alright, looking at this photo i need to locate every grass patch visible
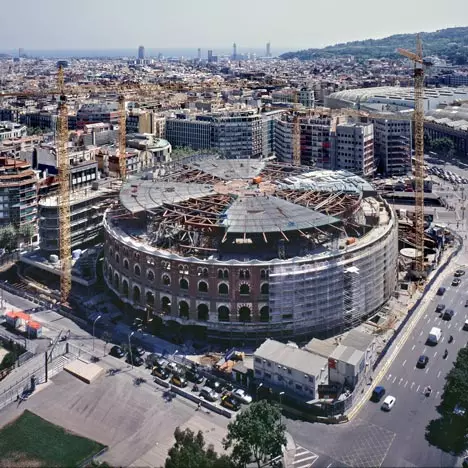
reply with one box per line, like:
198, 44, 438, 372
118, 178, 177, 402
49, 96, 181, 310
0, 410, 106, 467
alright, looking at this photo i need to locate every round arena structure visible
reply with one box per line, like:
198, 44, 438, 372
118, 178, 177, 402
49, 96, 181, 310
103, 156, 398, 343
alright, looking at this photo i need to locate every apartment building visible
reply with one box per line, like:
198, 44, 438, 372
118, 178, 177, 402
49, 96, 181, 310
76, 102, 120, 129
165, 116, 212, 150
20, 111, 58, 132
373, 118, 411, 176
0, 122, 27, 141
0, 157, 37, 228
335, 123, 374, 177
253, 339, 328, 401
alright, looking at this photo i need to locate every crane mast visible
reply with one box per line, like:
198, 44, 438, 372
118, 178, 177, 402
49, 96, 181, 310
398, 36, 426, 277
118, 95, 127, 180
57, 65, 72, 303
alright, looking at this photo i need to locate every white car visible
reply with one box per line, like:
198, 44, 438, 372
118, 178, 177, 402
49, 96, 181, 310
381, 395, 396, 411
233, 388, 253, 404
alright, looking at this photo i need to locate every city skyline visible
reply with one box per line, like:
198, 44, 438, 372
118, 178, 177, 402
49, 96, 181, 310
0, 0, 466, 51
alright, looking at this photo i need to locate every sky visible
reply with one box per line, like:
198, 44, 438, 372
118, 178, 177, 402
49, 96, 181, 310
1, 0, 467, 53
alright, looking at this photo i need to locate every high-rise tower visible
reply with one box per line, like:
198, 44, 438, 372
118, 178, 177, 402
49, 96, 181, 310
197, 48, 201, 60
266, 42, 271, 58
138, 45, 145, 60
232, 42, 237, 60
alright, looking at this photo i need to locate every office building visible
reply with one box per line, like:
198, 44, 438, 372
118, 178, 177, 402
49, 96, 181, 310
76, 102, 120, 129
0, 122, 27, 141
138, 45, 145, 60
266, 42, 271, 58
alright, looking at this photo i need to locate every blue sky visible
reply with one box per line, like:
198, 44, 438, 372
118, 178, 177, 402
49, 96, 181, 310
1, 0, 467, 51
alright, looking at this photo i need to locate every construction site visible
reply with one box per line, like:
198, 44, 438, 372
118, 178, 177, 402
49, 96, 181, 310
103, 156, 399, 342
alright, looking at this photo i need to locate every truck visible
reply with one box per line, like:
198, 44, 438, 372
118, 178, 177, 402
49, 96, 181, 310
428, 327, 442, 344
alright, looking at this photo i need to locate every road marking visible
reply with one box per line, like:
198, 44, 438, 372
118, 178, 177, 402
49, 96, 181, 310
436, 391, 440, 398
404, 380, 408, 388
441, 336, 445, 343
419, 330, 423, 337
423, 347, 427, 354
392, 376, 397, 383
399, 377, 403, 385
417, 385, 420, 392
387, 374, 391, 381
424, 313, 428, 319
434, 351, 438, 358
437, 371, 441, 378
425, 368, 429, 374
326, 464, 332, 468
411, 344, 415, 351
448, 323, 452, 329
411, 382, 415, 389
402, 359, 407, 366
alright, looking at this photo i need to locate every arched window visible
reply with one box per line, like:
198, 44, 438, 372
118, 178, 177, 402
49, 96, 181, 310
197, 304, 209, 321
198, 281, 208, 293
239, 270, 245, 280
114, 273, 119, 289
218, 269, 224, 279
180, 278, 189, 290
103, 263, 107, 275
115, 253, 120, 264
147, 270, 155, 282
260, 283, 269, 295
134, 264, 141, 277
218, 306, 230, 322
260, 306, 270, 322
179, 301, 189, 319
146, 291, 154, 307
108, 267, 113, 281
223, 269, 229, 279
161, 296, 171, 314
133, 285, 141, 303
109, 247, 113, 257
162, 274, 171, 286
260, 269, 268, 279
239, 306, 252, 323
122, 279, 129, 298
245, 270, 250, 280
202, 268, 209, 278
240, 284, 250, 295
123, 258, 129, 270
218, 283, 229, 295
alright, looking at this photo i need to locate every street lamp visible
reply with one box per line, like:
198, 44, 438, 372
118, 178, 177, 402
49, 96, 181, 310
279, 391, 285, 406
128, 331, 136, 369
256, 382, 263, 401
92, 315, 102, 351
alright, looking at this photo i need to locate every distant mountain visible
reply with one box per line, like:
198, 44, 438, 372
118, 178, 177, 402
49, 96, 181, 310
281, 27, 468, 64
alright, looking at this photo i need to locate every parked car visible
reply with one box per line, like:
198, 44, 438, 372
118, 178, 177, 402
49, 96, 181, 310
152, 365, 170, 380
443, 309, 454, 321
436, 304, 446, 313
455, 269, 466, 277
416, 355, 429, 368
221, 394, 241, 411
109, 345, 125, 358
381, 395, 396, 411
145, 353, 160, 368
126, 353, 144, 367
233, 388, 253, 404
132, 345, 145, 357
186, 369, 204, 384
200, 386, 218, 402
206, 379, 224, 394
452, 278, 461, 287
463, 320, 468, 331
371, 386, 386, 402
171, 374, 188, 388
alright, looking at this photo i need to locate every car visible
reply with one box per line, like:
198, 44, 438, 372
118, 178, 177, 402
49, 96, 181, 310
221, 394, 241, 411
126, 353, 144, 366
452, 278, 461, 287
171, 374, 188, 388
145, 353, 161, 368
455, 269, 466, 277
437, 287, 446, 296
206, 379, 224, 394
152, 365, 170, 380
381, 395, 396, 411
186, 369, 204, 384
463, 320, 468, 331
417, 355, 429, 368
233, 388, 253, 404
443, 309, 454, 321
132, 345, 145, 357
200, 386, 218, 402
109, 345, 125, 358
465, 300, 468, 308
436, 304, 446, 313
371, 386, 386, 402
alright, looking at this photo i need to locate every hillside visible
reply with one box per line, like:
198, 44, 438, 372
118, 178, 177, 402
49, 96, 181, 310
281, 27, 468, 64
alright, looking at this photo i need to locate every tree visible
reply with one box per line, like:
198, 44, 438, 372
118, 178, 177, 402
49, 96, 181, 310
0, 351, 16, 371
223, 400, 286, 468
18, 224, 35, 244
430, 138, 455, 156
164, 427, 235, 468
0, 224, 17, 251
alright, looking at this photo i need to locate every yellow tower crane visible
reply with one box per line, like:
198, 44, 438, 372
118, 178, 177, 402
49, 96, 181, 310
398, 35, 427, 277
292, 89, 301, 166
57, 65, 72, 303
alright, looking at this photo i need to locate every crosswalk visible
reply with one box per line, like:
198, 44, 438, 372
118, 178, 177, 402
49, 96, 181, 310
292, 445, 319, 468
384, 372, 441, 398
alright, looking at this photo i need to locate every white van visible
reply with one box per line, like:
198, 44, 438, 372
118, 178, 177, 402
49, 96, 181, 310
428, 327, 442, 344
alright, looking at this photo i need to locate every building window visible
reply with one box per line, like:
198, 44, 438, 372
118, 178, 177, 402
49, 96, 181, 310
179, 301, 189, 319
162, 274, 171, 286
197, 304, 209, 321
223, 269, 229, 279
133, 285, 141, 303
240, 284, 250, 295
218, 283, 229, 295
260, 269, 268, 279
114, 273, 119, 289
239, 306, 251, 322
198, 281, 208, 293
287, 369, 292, 375
218, 306, 230, 322
115, 253, 120, 264
259, 306, 270, 322
239, 269, 250, 280
180, 278, 189, 290
122, 279, 129, 298
265, 372, 271, 379
134, 264, 141, 276
217, 269, 224, 279
295, 384, 303, 391
161, 296, 171, 314
146, 291, 154, 307
254, 357, 261, 364
147, 270, 155, 282
260, 283, 269, 294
